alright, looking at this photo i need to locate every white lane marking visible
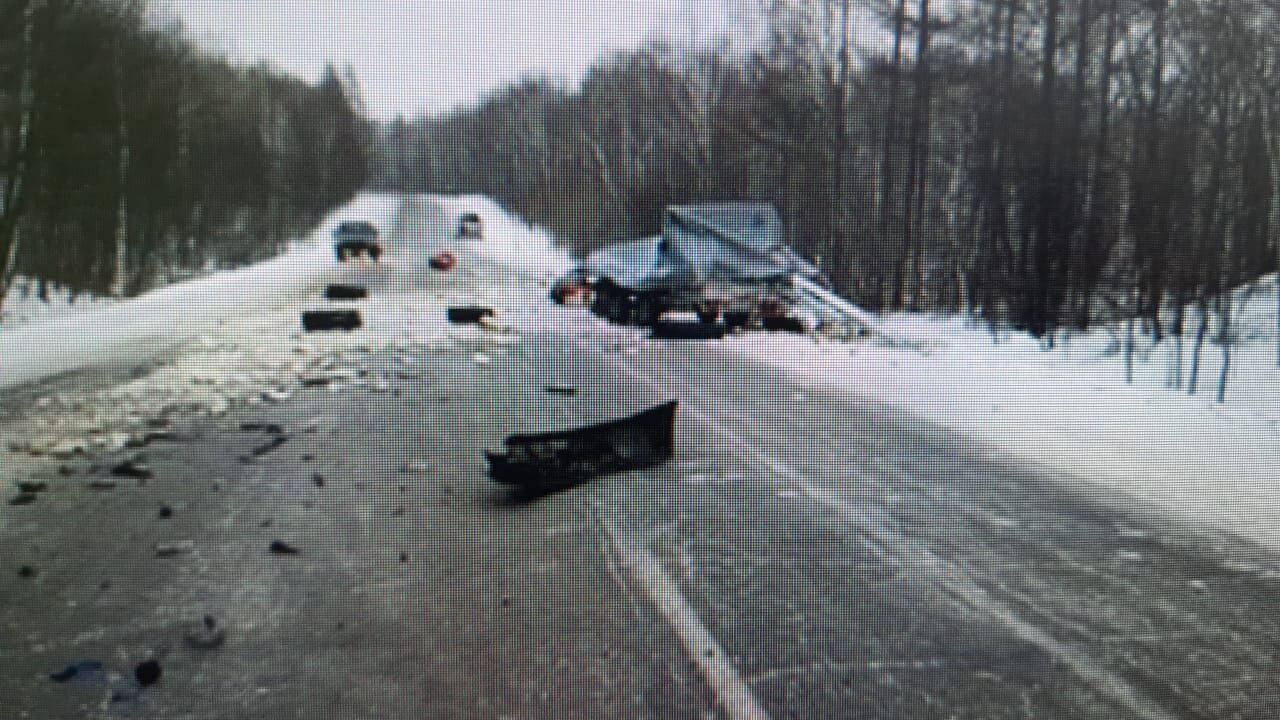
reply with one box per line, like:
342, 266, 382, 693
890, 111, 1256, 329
595, 515, 773, 720
587, 347, 1179, 720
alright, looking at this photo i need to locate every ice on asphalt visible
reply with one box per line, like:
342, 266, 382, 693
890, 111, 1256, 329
5, 192, 1280, 557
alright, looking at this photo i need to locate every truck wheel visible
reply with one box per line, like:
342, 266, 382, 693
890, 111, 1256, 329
369, 246, 382, 262
335, 247, 348, 262
630, 294, 663, 327
723, 310, 751, 331
591, 281, 622, 322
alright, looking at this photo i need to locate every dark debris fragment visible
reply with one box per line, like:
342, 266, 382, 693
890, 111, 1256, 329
269, 540, 299, 555
110, 459, 154, 480
134, 660, 162, 687
183, 615, 226, 651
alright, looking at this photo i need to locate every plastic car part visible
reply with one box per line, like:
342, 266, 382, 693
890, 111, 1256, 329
486, 401, 678, 493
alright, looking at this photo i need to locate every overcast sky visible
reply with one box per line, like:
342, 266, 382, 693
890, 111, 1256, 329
156, 1, 745, 121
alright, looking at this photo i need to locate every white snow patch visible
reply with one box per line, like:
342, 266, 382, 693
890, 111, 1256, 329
722, 297, 1280, 552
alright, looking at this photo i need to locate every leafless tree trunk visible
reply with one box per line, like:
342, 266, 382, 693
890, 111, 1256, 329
110, 40, 131, 298
0, 0, 40, 314
1216, 288, 1236, 403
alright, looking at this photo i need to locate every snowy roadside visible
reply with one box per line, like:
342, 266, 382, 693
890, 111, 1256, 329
0, 192, 401, 390
719, 311, 1280, 553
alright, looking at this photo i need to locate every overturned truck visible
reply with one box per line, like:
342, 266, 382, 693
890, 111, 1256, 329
559, 203, 867, 334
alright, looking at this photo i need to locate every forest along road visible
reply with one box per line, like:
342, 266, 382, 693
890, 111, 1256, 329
4, 196, 1280, 719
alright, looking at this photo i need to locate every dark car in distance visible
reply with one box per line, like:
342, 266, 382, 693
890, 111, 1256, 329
457, 212, 483, 239
333, 221, 381, 261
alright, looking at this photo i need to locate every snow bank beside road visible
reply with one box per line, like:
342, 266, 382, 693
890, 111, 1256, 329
726, 311, 1280, 552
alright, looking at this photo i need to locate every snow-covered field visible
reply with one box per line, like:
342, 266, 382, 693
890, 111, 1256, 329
4, 192, 1280, 554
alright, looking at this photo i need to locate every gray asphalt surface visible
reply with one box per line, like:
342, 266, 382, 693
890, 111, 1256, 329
4, 197, 1280, 719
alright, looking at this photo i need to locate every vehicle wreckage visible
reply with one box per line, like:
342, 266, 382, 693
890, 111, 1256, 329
486, 401, 677, 493
551, 202, 880, 337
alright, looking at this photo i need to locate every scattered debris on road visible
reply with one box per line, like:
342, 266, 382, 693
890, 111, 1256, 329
486, 400, 678, 493
323, 283, 368, 300
8, 493, 37, 506
544, 385, 577, 396
134, 660, 162, 687
49, 660, 104, 684
430, 250, 458, 271
155, 540, 195, 557
18, 564, 37, 578
446, 306, 495, 325
242, 434, 289, 461
269, 539, 300, 555
301, 309, 362, 332
183, 615, 226, 650
16, 480, 48, 493
110, 458, 154, 480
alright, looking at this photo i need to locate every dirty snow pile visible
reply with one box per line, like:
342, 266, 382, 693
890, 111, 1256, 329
721, 288, 1280, 552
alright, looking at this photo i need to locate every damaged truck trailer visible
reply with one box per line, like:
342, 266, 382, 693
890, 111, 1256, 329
559, 203, 830, 330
